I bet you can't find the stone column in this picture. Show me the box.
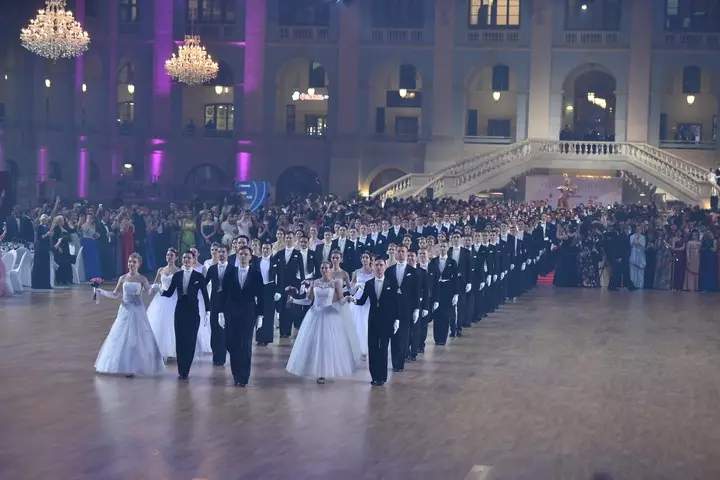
[431,0,455,141]
[527,0,553,139]
[240,0,267,181]
[515,91,529,141]
[614,92,628,142]
[625,0,652,142]
[150,0,174,184]
[548,92,563,140]
[106,0,120,182]
[647,92,662,146]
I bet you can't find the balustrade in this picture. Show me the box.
[277,26,329,41]
[564,31,619,47]
[663,32,720,49]
[371,28,424,43]
[466,30,519,45]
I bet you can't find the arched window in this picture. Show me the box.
[491,65,510,92]
[399,64,417,90]
[49,161,63,182]
[682,66,701,94]
[185,164,228,187]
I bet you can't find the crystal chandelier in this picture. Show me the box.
[20,0,90,60]
[165,35,218,86]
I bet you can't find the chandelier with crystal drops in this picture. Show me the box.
[165,35,218,86]
[20,0,90,60]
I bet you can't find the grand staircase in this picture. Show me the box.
[369,140,714,205]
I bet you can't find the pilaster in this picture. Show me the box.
[527,0,553,139]
[431,0,455,140]
[626,0,652,142]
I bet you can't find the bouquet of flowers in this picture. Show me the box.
[90,277,104,304]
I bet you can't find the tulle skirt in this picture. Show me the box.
[95,303,165,376]
[194,291,212,358]
[147,291,178,358]
[286,302,362,379]
[0,259,12,296]
[350,301,369,357]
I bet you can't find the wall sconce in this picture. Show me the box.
[587,92,595,102]
[127,83,135,95]
[686,94,696,105]
[215,85,223,95]
[123,163,133,169]
[307,87,315,96]
[565,104,574,112]
[44,78,51,88]
[3,74,7,80]
[82,83,87,92]
[399,88,407,98]
[492,91,501,102]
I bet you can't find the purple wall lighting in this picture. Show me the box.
[151,150,163,182]
[37,147,48,182]
[236,152,250,181]
[154,0,173,97]
[78,148,88,198]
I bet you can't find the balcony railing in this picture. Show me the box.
[663,32,720,49]
[564,31,619,47]
[277,26,329,41]
[466,30,520,46]
[463,136,513,145]
[371,28,424,44]
[188,24,235,39]
[660,140,717,150]
[370,133,420,143]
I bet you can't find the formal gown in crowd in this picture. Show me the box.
[654,237,673,290]
[286,279,362,379]
[684,238,701,292]
[81,224,102,281]
[180,220,195,254]
[32,224,52,289]
[147,273,179,358]
[629,232,646,289]
[644,235,657,289]
[94,282,165,376]
[698,235,718,292]
[53,225,74,285]
[577,234,600,288]
[0,253,11,296]
[351,268,375,357]
[119,225,135,273]
[671,237,686,291]
[553,236,579,287]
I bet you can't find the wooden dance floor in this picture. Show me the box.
[2,287,720,480]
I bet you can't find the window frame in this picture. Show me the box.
[119,0,138,23]
[468,0,521,29]
[277,0,330,27]
[117,101,135,125]
[564,0,622,32]
[188,0,236,24]
[203,103,234,131]
[304,115,328,137]
[371,0,425,29]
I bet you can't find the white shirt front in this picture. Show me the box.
[284,247,293,263]
[182,268,192,293]
[300,249,310,277]
[337,238,346,252]
[260,257,271,284]
[322,243,332,261]
[238,266,249,288]
[395,262,406,285]
[451,247,460,263]
[375,276,384,298]
[217,262,227,291]
[420,263,428,271]
[438,257,447,274]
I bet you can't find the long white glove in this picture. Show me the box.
[412,309,419,324]
[273,293,281,302]
[526,259,531,265]
[500,272,505,280]
[299,284,307,295]
[478,282,485,291]
[256,316,263,330]
[451,294,459,306]
[521,263,526,271]
[510,264,515,270]
[465,283,472,293]
[493,274,498,282]
[432,302,439,311]
[204,311,210,327]
[421,309,429,317]
[218,312,225,328]
[94,288,119,299]
[393,320,399,334]
[147,283,160,295]
[487,275,492,285]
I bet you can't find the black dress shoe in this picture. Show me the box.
[279,335,290,339]
[449,333,456,338]
[256,342,269,347]
[418,348,425,353]
[212,362,225,366]
[178,375,188,380]
[435,342,445,346]
[234,381,246,388]
[370,380,379,386]
[407,356,417,362]
[392,368,403,372]
[456,332,463,337]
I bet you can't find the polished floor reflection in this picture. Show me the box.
[2,287,720,480]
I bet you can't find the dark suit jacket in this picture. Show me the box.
[365,233,387,255]
[4,214,31,242]
[221,264,264,321]
[387,226,407,245]
[385,263,421,317]
[356,276,400,337]
[205,263,229,310]
[428,257,460,304]
[314,243,334,276]
[448,246,472,287]
[331,238,355,272]
[273,248,302,292]
[162,270,210,314]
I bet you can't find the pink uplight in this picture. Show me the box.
[151,150,163,181]
[37,147,48,182]
[151,138,166,145]
[78,148,88,198]
[237,140,252,145]
[236,152,250,181]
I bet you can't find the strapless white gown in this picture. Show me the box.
[351,269,374,356]
[94,282,165,376]
[147,274,178,358]
[286,280,362,378]
[193,264,212,357]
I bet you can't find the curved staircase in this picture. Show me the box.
[369,141,714,205]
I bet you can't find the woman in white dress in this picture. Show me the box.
[286,262,362,384]
[190,247,212,358]
[350,252,374,358]
[94,253,164,377]
[147,248,180,360]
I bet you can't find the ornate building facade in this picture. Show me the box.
[0,0,718,203]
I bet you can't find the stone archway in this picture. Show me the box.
[369,168,406,193]
[562,65,617,141]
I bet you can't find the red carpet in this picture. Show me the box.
[537,271,555,286]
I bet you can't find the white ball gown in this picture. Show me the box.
[193,264,212,357]
[146,272,211,360]
[94,282,165,376]
[351,269,375,356]
[286,280,363,379]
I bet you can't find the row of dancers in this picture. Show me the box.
[93,225,544,386]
